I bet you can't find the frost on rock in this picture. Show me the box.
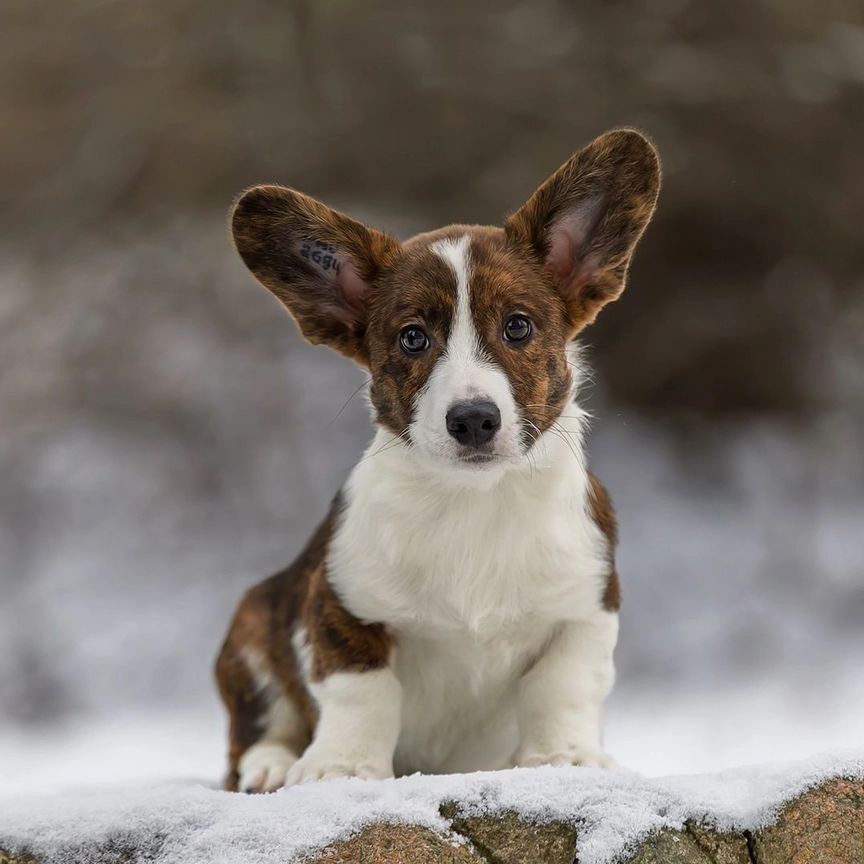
[0,749,862,864]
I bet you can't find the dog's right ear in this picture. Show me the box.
[231,186,400,365]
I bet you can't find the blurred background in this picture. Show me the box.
[1,0,862,794]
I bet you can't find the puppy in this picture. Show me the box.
[215,129,660,792]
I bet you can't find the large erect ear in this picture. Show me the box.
[506,129,660,332]
[231,185,400,364]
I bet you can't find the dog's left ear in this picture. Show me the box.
[506,129,660,332]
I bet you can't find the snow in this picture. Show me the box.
[2,228,863,861]
[4,655,864,798]
[606,666,864,776]
[0,750,862,864]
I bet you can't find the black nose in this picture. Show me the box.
[446,401,501,447]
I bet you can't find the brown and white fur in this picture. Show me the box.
[215,129,660,792]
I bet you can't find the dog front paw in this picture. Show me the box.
[238,742,298,793]
[512,746,618,770]
[283,744,393,786]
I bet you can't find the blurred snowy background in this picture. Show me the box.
[1,1,862,795]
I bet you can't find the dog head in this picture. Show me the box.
[232,129,660,476]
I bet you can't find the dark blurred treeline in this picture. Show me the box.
[3,0,863,420]
[2,1,864,724]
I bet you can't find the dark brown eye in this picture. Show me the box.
[503,315,532,344]
[399,326,430,355]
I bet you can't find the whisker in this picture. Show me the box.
[525,414,581,464]
[522,418,544,444]
[521,403,587,422]
[522,402,578,411]
[526,446,537,481]
[551,421,583,462]
[357,429,410,465]
[325,377,371,429]
[520,423,542,480]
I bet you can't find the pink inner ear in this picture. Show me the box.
[545,194,606,292]
[335,260,372,325]
[547,222,579,286]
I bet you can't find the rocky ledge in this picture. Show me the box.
[1,753,862,864]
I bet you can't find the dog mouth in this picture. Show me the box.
[456,450,500,467]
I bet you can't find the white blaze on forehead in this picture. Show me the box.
[408,234,522,471]
[430,235,471,295]
[430,235,480,368]
[430,234,482,384]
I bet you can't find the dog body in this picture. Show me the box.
[216,131,659,792]
[333,407,614,779]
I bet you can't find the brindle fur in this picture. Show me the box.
[215,495,391,790]
[217,129,659,789]
[587,471,621,612]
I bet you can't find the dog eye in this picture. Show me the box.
[503,315,532,344]
[399,325,430,355]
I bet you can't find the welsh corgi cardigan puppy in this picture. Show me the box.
[216,129,660,792]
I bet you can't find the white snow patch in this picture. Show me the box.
[0,709,223,795]
[0,751,861,864]
[607,666,864,775]
[5,669,864,799]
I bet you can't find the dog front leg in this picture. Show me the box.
[287,563,402,786]
[285,666,402,785]
[513,613,619,769]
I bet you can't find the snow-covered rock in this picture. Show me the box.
[1,750,862,864]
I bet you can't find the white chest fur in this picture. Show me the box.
[327,419,611,773]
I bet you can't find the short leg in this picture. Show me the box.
[238,740,297,793]
[284,667,402,785]
[215,588,311,793]
[235,692,307,792]
[216,640,268,791]
[217,643,308,792]
[513,613,618,768]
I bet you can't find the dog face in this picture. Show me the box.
[365,228,576,471]
[232,129,660,475]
